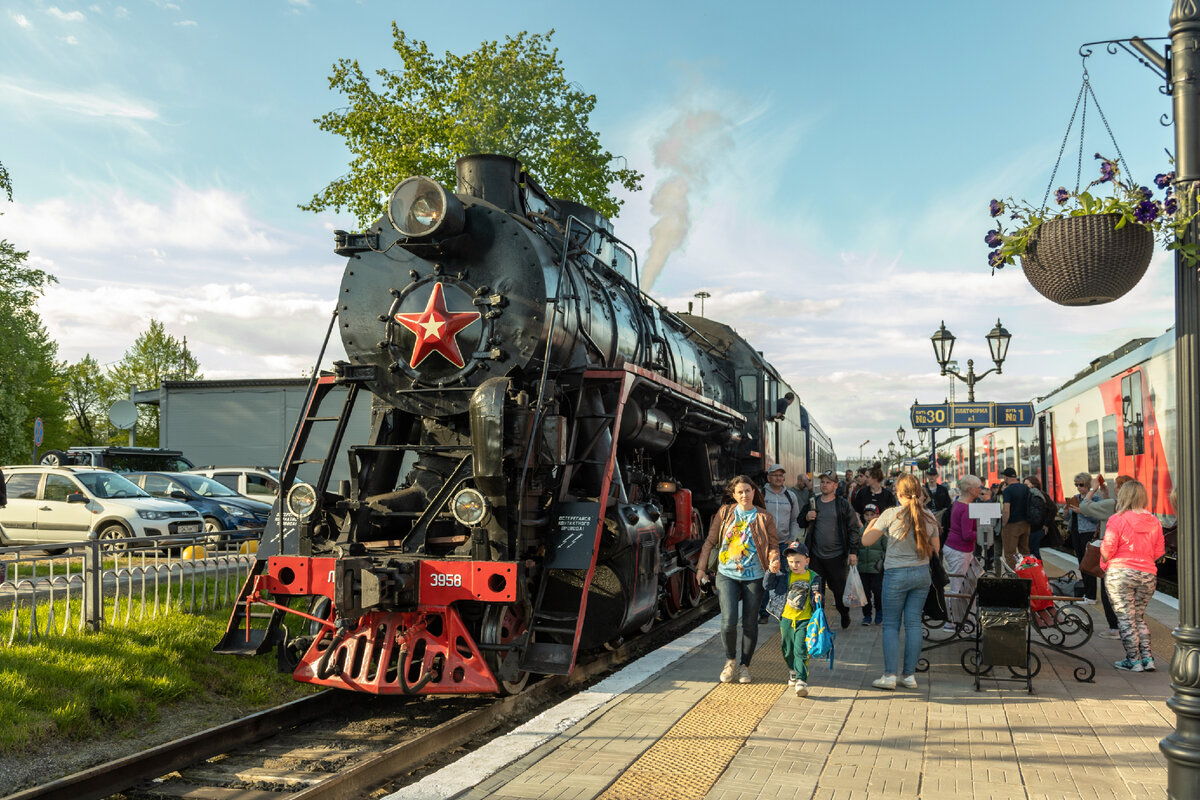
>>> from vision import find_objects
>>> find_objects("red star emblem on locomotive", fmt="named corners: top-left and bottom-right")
top-left (392, 282), bottom-right (481, 369)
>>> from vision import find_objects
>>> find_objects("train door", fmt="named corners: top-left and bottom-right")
top-left (765, 374), bottom-right (781, 465)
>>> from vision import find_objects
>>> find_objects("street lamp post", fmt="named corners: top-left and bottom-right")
top-left (694, 291), bottom-right (711, 317)
top-left (930, 319), bottom-right (1012, 475)
top-left (858, 439), bottom-right (870, 469)
top-left (1161, 5), bottom-right (1200, 795)
top-left (887, 440), bottom-right (897, 473)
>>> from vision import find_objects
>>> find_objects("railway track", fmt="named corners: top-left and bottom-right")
top-left (9, 597), bottom-right (717, 800)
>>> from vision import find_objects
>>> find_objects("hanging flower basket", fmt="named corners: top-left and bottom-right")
top-left (1020, 213), bottom-right (1154, 306)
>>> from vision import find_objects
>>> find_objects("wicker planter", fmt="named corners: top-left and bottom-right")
top-left (1019, 213), bottom-right (1154, 306)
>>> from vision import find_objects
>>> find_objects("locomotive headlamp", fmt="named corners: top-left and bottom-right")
top-left (451, 487), bottom-right (489, 527)
top-left (286, 482), bottom-right (319, 519)
top-left (387, 176), bottom-right (465, 239)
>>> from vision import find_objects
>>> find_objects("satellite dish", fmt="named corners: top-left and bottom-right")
top-left (109, 399), bottom-right (137, 430)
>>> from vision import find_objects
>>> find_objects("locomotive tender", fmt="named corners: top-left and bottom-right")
top-left (218, 154), bottom-right (833, 694)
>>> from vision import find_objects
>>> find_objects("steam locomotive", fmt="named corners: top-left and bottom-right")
top-left (217, 154), bottom-right (834, 694)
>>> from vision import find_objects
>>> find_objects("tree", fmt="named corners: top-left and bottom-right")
top-left (0, 240), bottom-right (67, 464)
top-left (301, 26), bottom-right (643, 227)
top-left (108, 319), bottom-right (202, 446)
top-left (61, 354), bottom-right (111, 445)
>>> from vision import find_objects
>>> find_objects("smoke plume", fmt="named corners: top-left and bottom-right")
top-left (641, 108), bottom-right (733, 290)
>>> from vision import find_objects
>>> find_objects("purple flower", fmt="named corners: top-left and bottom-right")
top-left (1134, 200), bottom-right (1159, 225)
top-left (1155, 172), bottom-right (1175, 189)
top-left (1054, 187), bottom-right (1070, 205)
top-left (988, 249), bottom-right (1005, 269)
top-left (1099, 161), bottom-right (1116, 183)
top-left (1138, 186), bottom-right (1153, 201)
top-left (989, 199), bottom-right (1003, 217)
top-left (985, 229), bottom-right (1002, 247)
top-left (1165, 196), bottom-right (1178, 216)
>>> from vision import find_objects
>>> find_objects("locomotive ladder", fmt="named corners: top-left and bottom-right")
top-left (519, 368), bottom-right (634, 675)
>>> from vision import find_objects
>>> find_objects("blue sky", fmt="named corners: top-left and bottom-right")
top-left (0, 0), bottom-right (1180, 460)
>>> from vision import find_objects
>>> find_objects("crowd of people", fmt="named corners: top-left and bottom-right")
top-left (697, 461), bottom-right (1167, 694)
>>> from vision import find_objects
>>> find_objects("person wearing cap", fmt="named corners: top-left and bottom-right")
top-left (924, 467), bottom-right (953, 547)
top-left (764, 540), bottom-right (823, 697)
top-left (999, 467), bottom-right (1032, 570)
top-left (856, 503), bottom-right (886, 625)
top-left (800, 469), bottom-right (861, 629)
top-left (758, 464), bottom-right (802, 623)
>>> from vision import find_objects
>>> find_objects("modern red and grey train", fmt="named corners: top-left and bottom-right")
top-left (940, 328), bottom-right (1176, 522)
top-left (217, 154), bottom-right (834, 694)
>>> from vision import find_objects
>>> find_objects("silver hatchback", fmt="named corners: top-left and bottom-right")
top-left (0, 466), bottom-right (204, 547)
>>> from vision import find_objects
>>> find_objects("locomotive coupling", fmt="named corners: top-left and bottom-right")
top-left (333, 557), bottom-right (415, 616)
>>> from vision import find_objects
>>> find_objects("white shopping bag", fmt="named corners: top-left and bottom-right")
top-left (843, 564), bottom-right (868, 609)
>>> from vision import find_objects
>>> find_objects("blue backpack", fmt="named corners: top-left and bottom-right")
top-left (805, 596), bottom-right (835, 670)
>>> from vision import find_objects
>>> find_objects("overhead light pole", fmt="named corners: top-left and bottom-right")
top-left (930, 318), bottom-right (1012, 475)
top-left (858, 439), bottom-right (870, 469)
top-left (694, 291), bottom-right (711, 317)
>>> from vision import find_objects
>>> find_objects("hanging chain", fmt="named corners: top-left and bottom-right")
top-left (1040, 58), bottom-right (1136, 212)
top-left (1041, 74), bottom-right (1087, 212)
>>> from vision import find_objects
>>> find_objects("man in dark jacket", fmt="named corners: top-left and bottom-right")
top-left (801, 469), bottom-right (862, 629)
top-left (924, 467), bottom-right (953, 545)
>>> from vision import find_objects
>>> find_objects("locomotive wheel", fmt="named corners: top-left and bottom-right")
top-left (481, 604), bottom-right (531, 694)
top-left (661, 570), bottom-right (685, 620)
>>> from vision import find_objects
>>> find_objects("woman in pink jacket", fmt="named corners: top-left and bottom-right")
top-left (1099, 479), bottom-right (1165, 672)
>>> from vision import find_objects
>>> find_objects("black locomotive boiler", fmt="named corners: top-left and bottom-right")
top-left (217, 154), bottom-right (835, 694)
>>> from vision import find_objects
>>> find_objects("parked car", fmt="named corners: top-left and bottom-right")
top-left (38, 446), bottom-right (194, 473)
top-left (186, 466), bottom-right (280, 499)
top-left (125, 472), bottom-right (271, 541)
top-left (0, 465), bottom-right (203, 549)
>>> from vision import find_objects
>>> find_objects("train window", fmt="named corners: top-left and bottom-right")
top-left (739, 375), bottom-right (757, 409)
top-left (1086, 420), bottom-right (1101, 474)
top-left (1122, 372), bottom-right (1145, 456)
top-left (1102, 414), bottom-right (1119, 471)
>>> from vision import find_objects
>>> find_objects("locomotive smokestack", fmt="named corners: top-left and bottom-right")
top-left (455, 154), bottom-right (524, 214)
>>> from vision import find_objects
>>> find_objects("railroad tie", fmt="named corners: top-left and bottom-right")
top-left (597, 630), bottom-right (789, 800)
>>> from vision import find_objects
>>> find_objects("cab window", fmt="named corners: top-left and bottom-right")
top-left (43, 475), bottom-right (79, 502)
top-left (5, 474), bottom-right (40, 500)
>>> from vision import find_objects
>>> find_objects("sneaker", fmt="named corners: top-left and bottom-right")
top-left (861, 616), bottom-right (873, 626)
top-left (794, 680), bottom-right (809, 697)
top-left (1114, 658), bottom-right (1145, 672)
top-left (737, 664), bottom-right (752, 684)
top-left (872, 674), bottom-right (897, 690)
top-left (942, 623), bottom-right (957, 633)
top-left (719, 659), bottom-right (736, 683)
top-left (874, 616), bottom-right (883, 625)
top-left (787, 671), bottom-right (798, 687)
top-left (840, 610), bottom-right (851, 629)
top-left (758, 612), bottom-right (770, 624)
top-left (1099, 629), bottom-right (1121, 640)
top-left (1079, 598), bottom-right (1097, 606)
top-left (901, 675), bottom-right (918, 689)
top-left (1142, 657), bottom-right (1156, 672)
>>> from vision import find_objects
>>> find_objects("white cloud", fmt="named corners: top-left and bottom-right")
top-left (0, 78), bottom-right (156, 119)
top-left (61, 35), bottom-right (79, 45)
top-left (11, 12), bottom-right (31, 28)
top-left (114, 6), bottom-right (129, 19)
top-left (47, 7), bottom-right (85, 22)
top-left (174, 19), bottom-right (197, 27)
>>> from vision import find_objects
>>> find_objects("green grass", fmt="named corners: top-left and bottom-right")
top-left (0, 596), bottom-right (317, 753)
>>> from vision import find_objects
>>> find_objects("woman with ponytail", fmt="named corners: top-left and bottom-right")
top-left (861, 473), bottom-right (941, 690)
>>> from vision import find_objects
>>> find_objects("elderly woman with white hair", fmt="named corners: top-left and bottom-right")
top-left (943, 475), bottom-right (984, 630)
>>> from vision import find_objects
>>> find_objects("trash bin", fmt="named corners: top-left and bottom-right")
top-left (974, 576), bottom-right (1032, 692)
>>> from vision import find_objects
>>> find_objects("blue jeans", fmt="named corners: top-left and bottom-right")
top-left (716, 573), bottom-right (765, 665)
top-left (881, 564), bottom-right (931, 676)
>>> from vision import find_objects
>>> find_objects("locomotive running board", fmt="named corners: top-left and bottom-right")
top-left (213, 561), bottom-right (287, 656)
top-left (519, 368), bottom-right (634, 675)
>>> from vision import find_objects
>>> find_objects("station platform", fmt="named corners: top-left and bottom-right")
top-left (388, 554), bottom-right (1177, 800)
